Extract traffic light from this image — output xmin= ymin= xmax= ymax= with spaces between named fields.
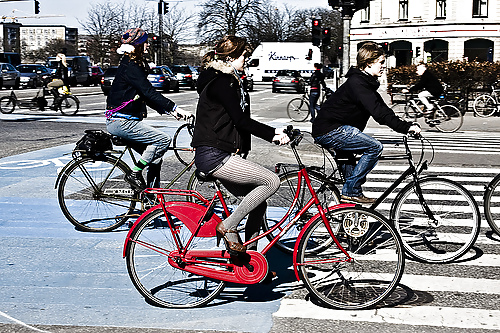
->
xmin=415 ymin=47 xmax=421 ymax=57
xmin=328 ymin=0 xmax=341 ymax=8
xmin=311 ymin=18 xmax=322 ymax=47
xmin=164 ymin=2 xmax=169 ymax=14
xmin=34 ymin=0 xmax=40 ymax=14
xmin=338 ymin=45 xmax=343 ymax=57
xmin=306 ymin=49 xmax=313 ymax=61
xmin=151 ymin=36 xmax=160 ymax=48
xmin=322 ymin=28 xmax=331 ymax=46
xmin=381 ymin=42 xmax=389 ymax=54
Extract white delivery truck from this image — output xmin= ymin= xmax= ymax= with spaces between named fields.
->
xmin=247 ymin=42 xmax=321 ymax=82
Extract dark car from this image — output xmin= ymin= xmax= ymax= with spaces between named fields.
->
xmin=16 ymin=64 xmax=52 ymax=88
xmin=0 ymin=62 xmax=21 ymax=89
xmin=88 ymin=66 xmax=104 ymax=86
xmin=147 ymin=66 xmax=180 ymax=93
xmin=171 ymin=65 xmax=198 ymax=90
xmin=46 ymin=56 xmax=91 ymax=86
xmin=272 ymin=70 xmax=305 ymax=93
xmin=100 ymin=66 xmax=118 ymax=95
xmin=241 ymin=71 xmax=254 ymax=92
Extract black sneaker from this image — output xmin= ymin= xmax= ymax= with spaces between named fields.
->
xmin=125 ymin=171 xmax=146 ymax=192
xmin=341 ymin=194 xmax=376 ymax=204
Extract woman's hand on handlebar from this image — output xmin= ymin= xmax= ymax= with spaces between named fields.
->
xmin=173 ymin=107 xmax=191 ymax=121
xmin=408 ymin=123 xmax=422 ymax=137
xmin=273 ymin=127 xmax=291 ymax=145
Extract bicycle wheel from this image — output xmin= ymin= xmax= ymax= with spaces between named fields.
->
xmin=262 ymin=169 xmax=342 ymax=254
xmin=58 ymin=95 xmax=79 ymax=116
xmin=391 ymin=177 xmax=480 ymax=263
xmin=287 ymin=98 xmax=310 ymax=122
xmin=125 ymin=207 xmax=226 ymax=308
xmin=57 ymin=156 xmax=138 ymax=232
xmin=473 ymin=94 xmax=496 ymax=118
xmin=296 ymin=206 xmax=405 ymax=310
xmin=433 ymin=105 xmax=463 ymax=133
xmin=0 ymin=96 xmax=16 ymax=114
xmin=484 ymin=173 xmax=500 ymax=236
xmin=172 ymin=122 xmax=194 ymax=166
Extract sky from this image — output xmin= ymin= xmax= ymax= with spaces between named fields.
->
xmin=0 ymin=0 xmax=330 ymax=30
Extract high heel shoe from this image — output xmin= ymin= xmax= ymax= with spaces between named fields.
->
xmin=215 ymin=222 xmax=247 ymax=255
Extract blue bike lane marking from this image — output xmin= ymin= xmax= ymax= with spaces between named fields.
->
xmin=0 ymin=125 xmax=297 ymax=332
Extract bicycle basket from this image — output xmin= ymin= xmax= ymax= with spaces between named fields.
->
xmin=74 ymin=130 xmax=113 ymax=160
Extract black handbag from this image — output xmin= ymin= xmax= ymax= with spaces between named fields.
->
xmin=74 ymin=130 xmax=113 ymax=160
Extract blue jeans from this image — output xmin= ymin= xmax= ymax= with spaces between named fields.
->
xmin=309 ymin=90 xmax=320 ymax=121
xmin=106 ymin=118 xmax=172 ymax=188
xmin=314 ymin=125 xmax=383 ymax=197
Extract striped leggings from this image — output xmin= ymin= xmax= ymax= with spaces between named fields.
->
xmin=212 ymin=155 xmax=280 ymax=250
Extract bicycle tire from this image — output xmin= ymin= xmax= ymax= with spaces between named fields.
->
xmin=0 ymin=96 xmax=16 ymax=114
xmin=433 ymin=105 xmax=463 ymax=133
xmin=287 ymin=98 xmax=310 ymax=122
xmin=391 ymin=177 xmax=480 ymax=263
xmin=172 ymin=122 xmax=194 ymax=166
xmin=296 ymin=206 xmax=405 ymax=310
xmin=483 ymin=173 xmax=500 ymax=236
xmin=58 ymin=95 xmax=80 ymax=116
xmin=125 ymin=207 xmax=226 ymax=308
xmin=57 ymin=156 xmax=138 ymax=232
xmin=473 ymin=94 xmax=496 ymax=118
xmin=262 ymin=169 xmax=342 ymax=254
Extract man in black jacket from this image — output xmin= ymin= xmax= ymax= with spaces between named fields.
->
xmin=405 ymin=63 xmax=444 ymax=113
xmin=313 ymin=42 xmax=420 ymax=204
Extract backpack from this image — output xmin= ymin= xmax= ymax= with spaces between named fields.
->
xmin=74 ymin=130 xmax=113 ymax=160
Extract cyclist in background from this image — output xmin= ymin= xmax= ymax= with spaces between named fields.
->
xmin=403 ymin=63 xmax=444 ymax=114
xmin=312 ymin=42 xmax=420 ymax=204
xmin=309 ymin=63 xmax=327 ymax=122
xmin=106 ymin=28 xmax=190 ymax=191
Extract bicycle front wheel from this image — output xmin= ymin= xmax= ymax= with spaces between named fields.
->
xmin=58 ymin=95 xmax=80 ymax=115
xmin=484 ymin=173 xmax=500 ymax=236
xmin=57 ymin=156 xmax=138 ymax=232
xmin=172 ymin=122 xmax=194 ymax=166
xmin=287 ymin=98 xmax=310 ymax=122
xmin=433 ymin=105 xmax=463 ymax=133
xmin=125 ymin=207 xmax=226 ymax=308
xmin=0 ymin=96 xmax=16 ymax=114
xmin=262 ymin=170 xmax=341 ymax=254
xmin=296 ymin=206 xmax=405 ymax=310
xmin=473 ymin=94 xmax=496 ymax=118
xmin=391 ymin=177 xmax=480 ymax=263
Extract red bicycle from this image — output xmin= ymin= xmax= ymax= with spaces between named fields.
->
xmin=123 ymin=128 xmax=405 ymax=310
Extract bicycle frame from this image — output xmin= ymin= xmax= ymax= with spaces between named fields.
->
xmin=123 ymin=134 xmax=355 ymax=285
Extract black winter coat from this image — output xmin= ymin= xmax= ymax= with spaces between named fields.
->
xmin=312 ymin=67 xmax=412 ymax=137
xmin=191 ymin=65 xmax=275 ymax=154
xmin=106 ymin=55 xmax=176 ymax=118
xmin=409 ymin=69 xmax=444 ymax=98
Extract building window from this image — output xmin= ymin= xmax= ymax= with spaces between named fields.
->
xmin=399 ymin=0 xmax=408 ymax=21
xmin=473 ymin=0 xmax=488 ymax=17
xmin=361 ymin=7 xmax=370 ymax=22
xmin=436 ymin=0 xmax=446 ymax=18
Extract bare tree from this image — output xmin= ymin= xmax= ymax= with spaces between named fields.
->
xmin=197 ymin=0 xmax=262 ymax=44
xmin=160 ymin=3 xmax=196 ymax=64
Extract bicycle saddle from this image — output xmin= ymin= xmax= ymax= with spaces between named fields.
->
xmin=195 ymin=169 xmax=217 ymax=182
xmin=111 ymin=135 xmax=127 ymax=146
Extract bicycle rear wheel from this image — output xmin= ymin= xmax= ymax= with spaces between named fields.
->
xmin=57 ymin=156 xmax=138 ymax=232
xmin=172 ymin=122 xmax=194 ymax=166
xmin=262 ymin=169 xmax=341 ymax=254
xmin=433 ymin=105 xmax=463 ymax=133
xmin=287 ymin=98 xmax=310 ymax=122
xmin=296 ymin=206 xmax=405 ymax=310
xmin=391 ymin=177 xmax=480 ymax=263
xmin=484 ymin=173 xmax=500 ymax=236
xmin=58 ymin=95 xmax=79 ymax=115
xmin=473 ymin=94 xmax=496 ymax=117
xmin=125 ymin=207 xmax=226 ymax=308
xmin=0 ymin=96 xmax=16 ymax=114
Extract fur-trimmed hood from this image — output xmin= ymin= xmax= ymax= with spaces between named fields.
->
xmin=196 ymin=60 xmax=240 ymax=94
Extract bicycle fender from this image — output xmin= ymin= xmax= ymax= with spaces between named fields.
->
xmin=292 ymin=203 xmax=355 ymax=282
xmin=124 ymin=202 xmax=221 ymax=258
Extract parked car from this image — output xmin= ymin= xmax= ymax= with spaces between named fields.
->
xmin=0 ymin=62 xmax=21 ymax=89
xmin=170 ymin=65 xmax=198 ymax=90
xmin=100 ymin=66 xmax=118 ymax=95
xmin=88 ymin=66 xmax=104 ymax=86
xmin=46 ymin=56 xmax=91 ymax=86
xmin=272 ymin=70 xmax=305 ymax=93
xmin=16 ymin=64 xmax=52 ymax=88
xmin=147 ymin=66 xmax=180 ymax=93
xmin=241 ymin=71 xmax=254 ymax=92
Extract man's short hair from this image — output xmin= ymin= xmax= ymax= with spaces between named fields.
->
xmin=314 ymin=63 xmax=323 ymax=69
xmin=357 ymin=42 xmax=384 ymax=69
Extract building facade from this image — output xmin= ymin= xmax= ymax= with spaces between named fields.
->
xmin=350 ymin=0 xmax=500 ymax=67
